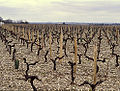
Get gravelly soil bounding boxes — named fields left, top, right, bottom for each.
left=0, top=30, right=120, bottom=91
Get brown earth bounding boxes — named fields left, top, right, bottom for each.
left=0, top=28, right=120, bottom=91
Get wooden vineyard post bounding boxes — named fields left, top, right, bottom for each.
left=13, top=26, right=15, bottom=34
left=12, top=26, right=14, bottom=33
left=49, top=31, right=52, bottom=58
left=98, top=28, right=100, bottom=36
left=59, top=28, right=63, bottom=63
left=32, top=30, right=34, bottom=42
left=24, top=28, right=26, bottom=40
left=14, top=27, right=18, bottom=34
left=93, top=45, right=97, bottom=85
left=118, top=30, right=119, bottom=43
left=28, top=29, right=31, bottom=41
left=37, top=30, right=39, bottom=48
left=12, top=25, right=13, bottom=32
left=16, top=26, right=18, bottom=34
left=116, top=29, right=119, bottom=44
left=41, top=30, right=44, bottom=49
left=22, top=27, right=24, bottom=38
left=14, top=26, right=17, bottom=34
left=106, top=29, right=109, bottom=43
left=74, top=36, right=77, bottom=73
left=15, top=26, right=17, bottom=39
left=18, top=27, right=20, bottom=40
left=92, top=28, right=94, bottom=37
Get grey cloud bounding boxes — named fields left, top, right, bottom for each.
left=51, top=0, right=120, bottom=13
left=0, top=6, right=26, bottom=16
left=0, top=6, right=33, bottom=20
left=0, top=0, right=120, bottom=22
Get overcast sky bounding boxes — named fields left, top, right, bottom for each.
left=0, top=0, right=120, bottom=23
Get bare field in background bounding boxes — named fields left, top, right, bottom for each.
left=0, top=24, right=120, bottom=90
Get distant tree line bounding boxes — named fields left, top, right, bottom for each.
left=0, top=16, right=29, bottom=24
left=89, top=23, right=120, bottom=26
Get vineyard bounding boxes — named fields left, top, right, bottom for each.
left=0, top=24, right=120, bottom=91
